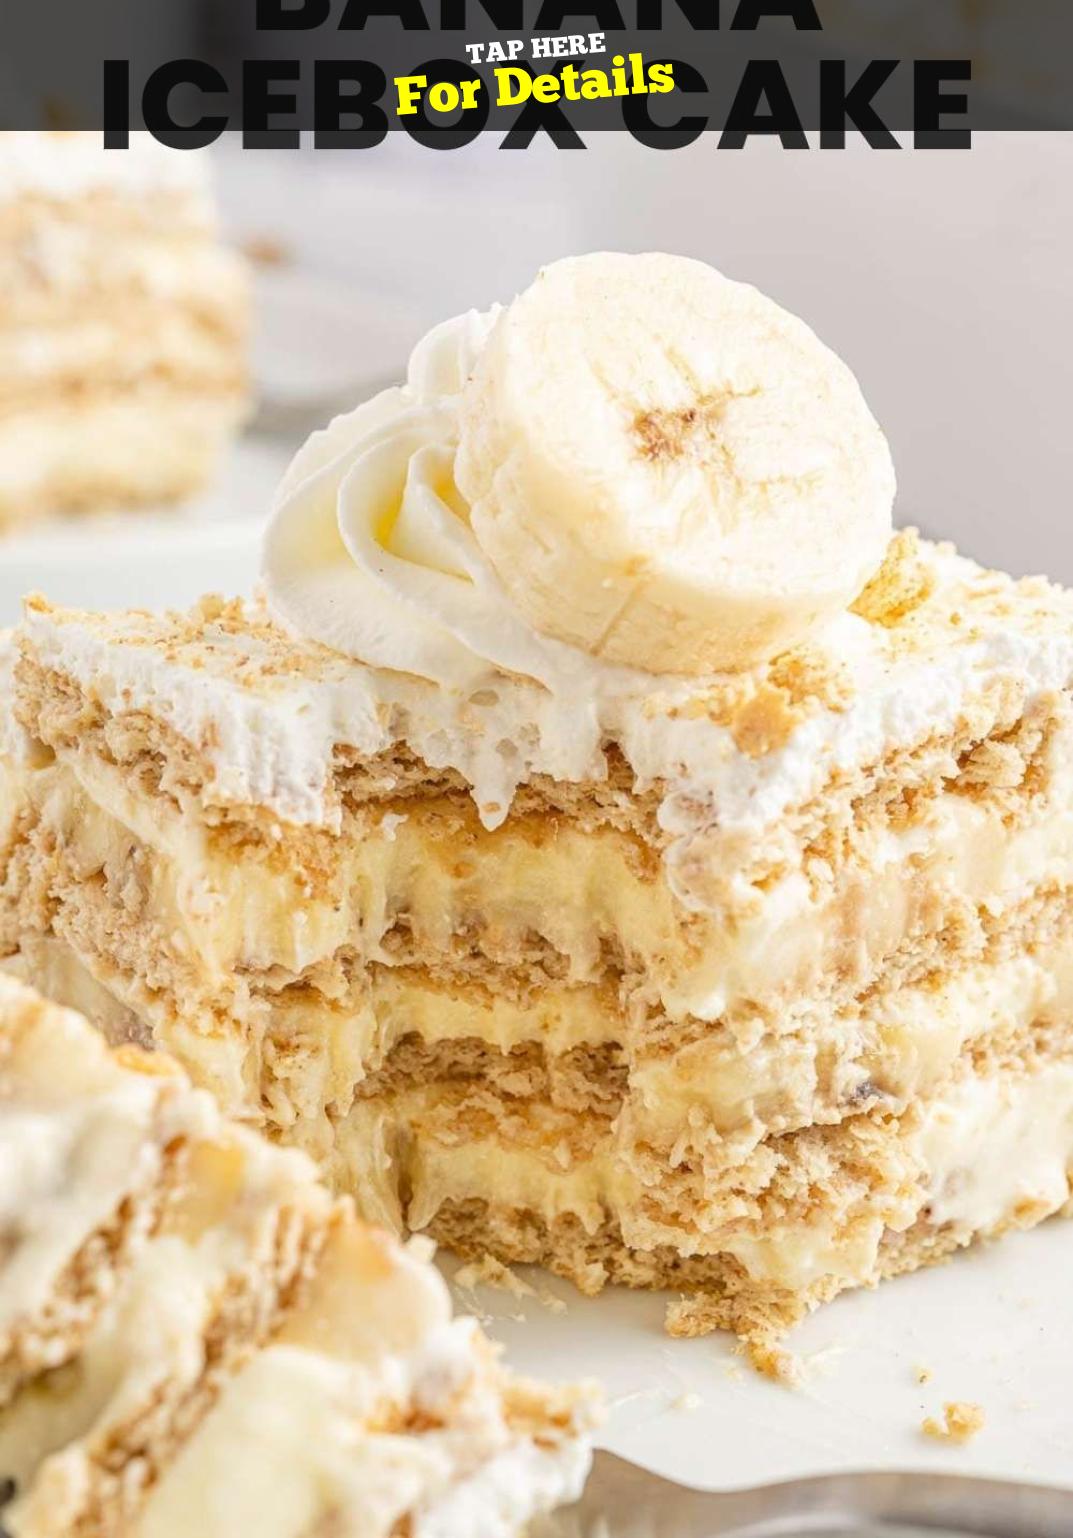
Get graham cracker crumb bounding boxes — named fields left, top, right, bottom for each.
left=851, top=528, right=936, bottom=628
left=743, top=1340, right=804, bottom=1389
left=727, top=687, right=806, bottom=757
left=767, top=645, right=853, bottom=715
left=667, top=631, right=853, bottom=758
left=456, top=1254, right=536, bottom=1301
left=664, top=1295, right=725, bottom=1339
left=922, top=1401, right=985, bottom=1444
left=242, top=234, right=291, bottom=268
left=455, top=1256, right=566, bottom=1315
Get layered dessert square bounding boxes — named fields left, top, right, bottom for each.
left=0, top=132, right=249, bottom=531
left=0, top=975, right=592, bottom=1537
left=4, top=253, right=1073, bottom=1343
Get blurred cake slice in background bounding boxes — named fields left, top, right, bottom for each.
left=0, top=974, right=594, bottom=1538
left=0, top=132, right=250, bottom=533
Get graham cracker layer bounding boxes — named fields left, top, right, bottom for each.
left=7, top=662, right=1072, bottom=1021
left=424, top=1197, right=1059, bottom=1344
left=6, top=714, right=1073, bottom=1163
left=0, top=1149, right=180, bottom=1415
left=0, top=980, right=336, bottom=1534
left=417, top=1085, right=1073, bottom=1347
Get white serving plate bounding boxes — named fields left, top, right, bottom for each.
left=445, top=1215, right=1073, bottom=1493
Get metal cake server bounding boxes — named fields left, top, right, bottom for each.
left=535, top=1450, right=1073, bottom=1537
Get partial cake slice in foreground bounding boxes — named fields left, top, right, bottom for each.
left=4, top=533, right=1073, bottom=1342
left=0, top=976, right=593, bottom=1538
left=0, top=132, right=249, bottom=532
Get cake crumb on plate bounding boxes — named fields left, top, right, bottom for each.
left=922, top=1402, right=985, bottom=1444
left=743, top=1341, right=804, bottom=1388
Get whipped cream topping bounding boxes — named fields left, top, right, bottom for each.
left=264, top=308, right=651, bottom=699
left=18, top=544, right=1073, bottom=867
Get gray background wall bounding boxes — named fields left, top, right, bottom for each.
left=221, top=131, right=1073, bottom=581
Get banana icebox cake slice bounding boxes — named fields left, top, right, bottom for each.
left=0, top=132, right=249, bottom=531
left=4, top=253, right=1073, bottom=1343
left=0, top=974, right=594, bottom=1537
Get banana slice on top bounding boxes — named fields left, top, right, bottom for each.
left=455, top=252, right=895, bottom=676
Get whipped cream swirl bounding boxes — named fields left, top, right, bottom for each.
left=264, top=309, right=643, bottom=696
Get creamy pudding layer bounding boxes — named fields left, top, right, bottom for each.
left=4, top=728, right=1073, bottom=1146
left=4, top=912, right=1072, bottom=1170
left=334, top=1042, right=1073, bottom=1337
